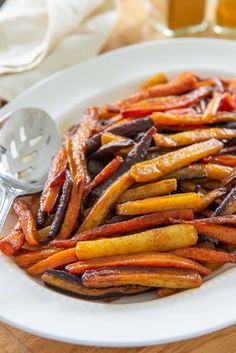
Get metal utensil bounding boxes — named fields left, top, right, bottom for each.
left=0, top=108, right=61, bottom=232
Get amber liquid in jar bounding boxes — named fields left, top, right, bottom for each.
left=148, top=0, right=207, bottom=36
left=214, top=0, right=236, bottom=34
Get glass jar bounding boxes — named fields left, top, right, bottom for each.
left=213, top=0, right=236, bottom=35
left=147, top=0, right=207, bottom=37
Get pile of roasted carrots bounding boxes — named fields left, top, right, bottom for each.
left=2, top=71, right=236, bottom=300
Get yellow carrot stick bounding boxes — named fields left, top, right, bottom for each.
left=101, top=132, right=125, bottom=145
left=76, top=224, right=198, bottom=259
left=204, top=163, right=232, bottom=181
left=141, top=72, right=168, bottom=89
left=116, top=193, right=202, bottom=216
left=117, top=179, right=177, bottom=203
left=131, top=139, right=223, bottom=182
left=79, top=172, right=134, bottom=231
left=202, top=93, right=222, bottom=122
left=153, top=133, right=176, bottom=147
left=169, top=128, right=236, bottom=147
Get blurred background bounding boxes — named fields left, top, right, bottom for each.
left=105, top=0, right=236, bottom=51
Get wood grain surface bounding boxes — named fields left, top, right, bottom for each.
left=1, top=0, right=236, bottom=352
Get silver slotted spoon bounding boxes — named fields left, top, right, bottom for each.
left=0, top=108, right=61, bottom=232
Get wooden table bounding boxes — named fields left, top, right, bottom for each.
left=1, top=1, right=236, bottom=352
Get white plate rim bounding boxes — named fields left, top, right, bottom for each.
left=1, top=38, right=236, bottom=347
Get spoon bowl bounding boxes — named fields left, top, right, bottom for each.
left=0, top=108, right=61, bottom=231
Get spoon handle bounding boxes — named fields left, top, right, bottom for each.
left=0, top=183, right=19, bottom=233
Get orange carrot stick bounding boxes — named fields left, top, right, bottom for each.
left=15, top=248, right=63, bottom=268
left=86, top=155, right=123, bottom=193
left=56, top=173, right=86, bottom=240
left=0, top=223, right=25, bottom=256
left=201, top=155, right=236, bottom=167
left=119, top=72, right=197, bottom=106
left=122, top=86, right=212, bottom=118
left=40, top=145, right=67, bottom=212
left=13, top=200, right=38, bottom=246
left=27, top=248, right=77, bottom=276
left=170, top=247, right=236, bottom=264
left=71, top=110, right=98, bottom=184
left=66, top=252, right=210, bottom=276
left=194, top=224, right=236, bottom=244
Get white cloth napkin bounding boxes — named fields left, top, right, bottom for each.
left=0, top=0, right=118, bottom=100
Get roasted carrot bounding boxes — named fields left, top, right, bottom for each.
left=204, top=163, right=232, bottom=181
left=55, top=173, right=86, bottom=240
left=152, top=112, right=205, bottom=126
left=91, top=139, right=134, bottom=159
left=13, top=199, right=38, bottom=247
left=48, top=171, right=73, bottom=239
left=212, top=111, right=236, bottom=123
left=170, top=247, right=236, bottom=264
left=91, top=127, right=156, bottom=201
left=117, top=179, right=177, bottom=203
left=42, top=269, right=150, bottom=299
left=87, top=156, right=123, bottom=193
left=171, top=215, right=236, bottom=226
left=71, top=111, right=98, bottom=183
left=201, top=155, right=236, bottom=167
left=221, top=167, right=236, bottom=186
left=116, top=193, right=202, bottom=216
left=220, top=92, right=236, bottom=111
left=153, top=133, right=176, bottom=148
left=76, top=224, right=198, bottom=259
left=213, top=186, right=236, bottom=216
left=98, top=105, right=120, bottom=119
left=39, top=145, right=67, bottom=213
left=15, top=248, right=62, bottom=268
left=65, top=134, right=77, bottom=178
left=131, top=139, right=223, bottom=182
left=201, top=181, right=221, bottom=190
left=27, top=248, right=77, bottom=276
left=194, top=224, right=236, bottom=244
left=82, top=267, right=202, bottom=289
left=86, top=117, right=153, bottom=155
left=122, top=86, right=212, bottom=118
left=168, top=128, right=236, bottom=147
left=151, top=111, right=236, bottom=126
left=141, top=72, right=168, bottom=89
left=219, top=146, right=236, bottom=155
left=49, top=169, right=67, bottom=188
left=101, top=132, right=125, bottom=145
left=66, top=252, right=210, bottom=276
left=197, top=188, right=227, bottom=212
left=80, top=172, right=134, bottom=231
left=165, top=164, right=206, bottom=180
left=202, top=92, right=223, bottom=122
left=106, top=116, right=154, bottom=136
left=0, top=223, right=25, bottom=256
left=195, top=80, right=212, bottom=88
left=52, top=209, right=194, bottom=247
left=119, top=72, right=197, bottom=106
